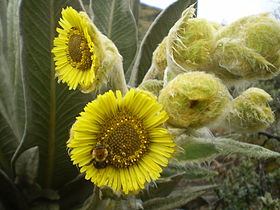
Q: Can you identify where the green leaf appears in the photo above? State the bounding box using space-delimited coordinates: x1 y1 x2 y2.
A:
0 114 18 175
163 164 218 180
143 184 216 210
15 146 39 186
30 201 59 210
0 169 28 210
91 0 138 73
0 0 7 52
176 143 219 161
130 0 140 25
17 0 92 189
183 165 218 180
176 135 280 161
128 0 197 86
216 138 280 158
0 0 26 176
59 175 93 210
140 173 184 201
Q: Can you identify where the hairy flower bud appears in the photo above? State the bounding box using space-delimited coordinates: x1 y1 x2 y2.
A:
153 37 168 76
164 4 215 77
159 72 231 128
138 79 164 97
212 38 274 80
211 13 280 83
226 88 274 133
168 17 215 72
143 37 168 82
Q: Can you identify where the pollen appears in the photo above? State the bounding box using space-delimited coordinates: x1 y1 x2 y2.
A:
67 28 93 71
96 111 149 168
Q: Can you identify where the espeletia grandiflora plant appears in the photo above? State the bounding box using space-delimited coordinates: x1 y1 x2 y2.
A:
0 0 279 209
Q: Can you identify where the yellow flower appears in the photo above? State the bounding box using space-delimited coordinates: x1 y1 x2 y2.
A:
52 7 102 91
67 89 175 194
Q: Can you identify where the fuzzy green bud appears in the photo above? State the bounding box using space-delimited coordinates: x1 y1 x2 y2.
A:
159 72 231 128
168 18 215 71
138 79 164 97
153 37 168 75
212 38 274 80
212 13 280 83
227 87 275 133
243 16 280 56
216 13 269 39
142 37 168 82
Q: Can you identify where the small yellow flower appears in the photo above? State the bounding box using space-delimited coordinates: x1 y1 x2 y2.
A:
52 7 102 92
67 89 175 194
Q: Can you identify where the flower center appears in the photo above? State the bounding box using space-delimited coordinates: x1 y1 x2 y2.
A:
67 27 92 71
96 111 150 168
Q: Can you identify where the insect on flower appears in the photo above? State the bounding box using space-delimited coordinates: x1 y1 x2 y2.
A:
91 145 109 169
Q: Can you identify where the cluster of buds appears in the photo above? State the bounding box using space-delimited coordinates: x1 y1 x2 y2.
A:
142 5 279 133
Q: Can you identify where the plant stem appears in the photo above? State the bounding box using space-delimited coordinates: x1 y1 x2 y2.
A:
110 59 128 94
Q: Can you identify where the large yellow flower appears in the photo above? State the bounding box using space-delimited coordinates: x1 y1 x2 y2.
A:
52 7 102 91
67 89 175 194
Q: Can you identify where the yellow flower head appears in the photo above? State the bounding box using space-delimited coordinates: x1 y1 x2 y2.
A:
52 7 100 91
52 7 120 93
67 89 175 194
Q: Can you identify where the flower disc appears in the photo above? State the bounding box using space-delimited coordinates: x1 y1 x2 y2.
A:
52 7 100 91
67 89 175 194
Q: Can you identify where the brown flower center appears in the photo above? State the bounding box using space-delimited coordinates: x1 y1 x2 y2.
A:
96 110 150 168
67 27 92 71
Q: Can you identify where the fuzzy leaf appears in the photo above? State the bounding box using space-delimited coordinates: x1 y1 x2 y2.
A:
216 138 280 158
0 0 7 52
176 135 280 161
128 0 197 86
91 0 138 73
163 164 218 180
15 146 39 186
183 165 218 179
175 143 219 161
140 173 184 201
143 184 216 210
0 0 26 176
130 0 140 25
16 0 92 189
